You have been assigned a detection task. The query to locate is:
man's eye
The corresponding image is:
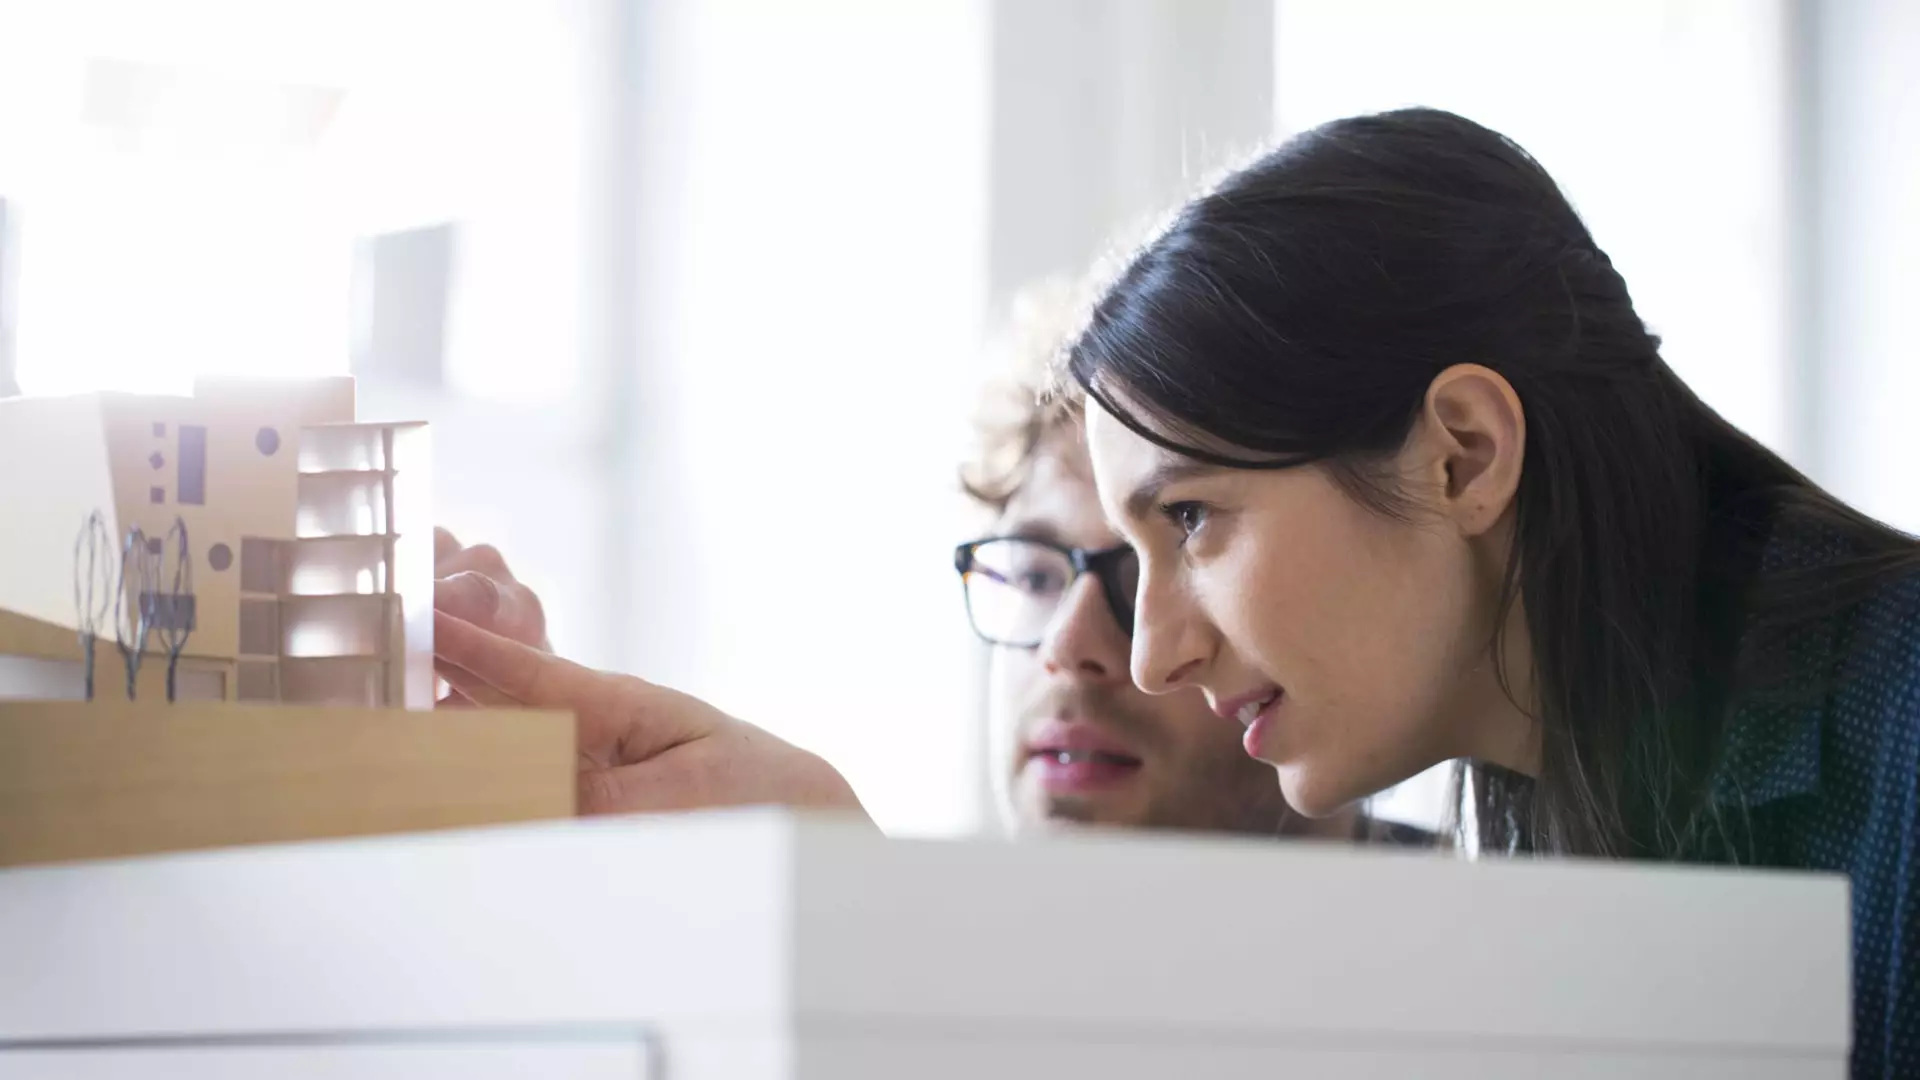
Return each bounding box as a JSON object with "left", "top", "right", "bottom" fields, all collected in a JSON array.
[
  {"left": 1015, "top": 568, "right": 1067, "bottom": 596},
  {"left": 1158, "top": 501, "right": 1209, "bottom": 538}
]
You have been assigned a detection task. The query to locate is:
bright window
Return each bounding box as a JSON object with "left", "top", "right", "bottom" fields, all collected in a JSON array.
[{"left": 1274, "top": 0, "right": 1791, "bottom": 456}]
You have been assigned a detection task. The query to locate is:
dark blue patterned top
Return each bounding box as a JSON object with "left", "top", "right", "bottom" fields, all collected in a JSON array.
[{"left": 1707, "top": 538, "right": 1920, "bottom": 1078}]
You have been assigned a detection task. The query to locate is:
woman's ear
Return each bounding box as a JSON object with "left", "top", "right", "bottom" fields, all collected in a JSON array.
[{"left": 1412, "top": 364, "right": 1526, "bottom": 537}]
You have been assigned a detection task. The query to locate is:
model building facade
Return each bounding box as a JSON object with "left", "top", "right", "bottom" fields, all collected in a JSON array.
[{"left": 0, "top": 377, "right": 433, "bottom": 709}]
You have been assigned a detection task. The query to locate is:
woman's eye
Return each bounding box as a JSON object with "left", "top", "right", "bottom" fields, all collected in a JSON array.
[{"left": 1159, "top": 501, "right": 1209, "bottom": 539}]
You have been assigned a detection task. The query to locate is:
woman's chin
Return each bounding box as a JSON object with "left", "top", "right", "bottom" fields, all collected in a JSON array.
[{"left": 1275, "top": 764, "right": 1353, "bottom": 820}]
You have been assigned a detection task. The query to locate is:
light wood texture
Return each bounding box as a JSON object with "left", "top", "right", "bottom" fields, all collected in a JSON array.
[
  {"left": 0, "top": 702, "right": 574, "bottom": 867},
  {"left": 0, "top": 608, "right": 83, "bottom": 662}
]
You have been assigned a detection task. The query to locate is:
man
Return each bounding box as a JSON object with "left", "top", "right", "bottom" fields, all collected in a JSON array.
[
  {"left": 433, "top": 286, "right": 1425, "bottom": 844},
  {"left": 954, "top": 284, "right": 1358, "bottom": 838}
]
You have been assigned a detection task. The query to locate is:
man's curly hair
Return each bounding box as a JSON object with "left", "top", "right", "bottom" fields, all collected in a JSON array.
[{"left": 959, "top": 279, "right": 1095, "bottom": 516}]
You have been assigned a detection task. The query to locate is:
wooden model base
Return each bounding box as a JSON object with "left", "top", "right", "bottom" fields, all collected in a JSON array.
[{"left": 0, "top": 701, "right": 574, "bottom": 867}]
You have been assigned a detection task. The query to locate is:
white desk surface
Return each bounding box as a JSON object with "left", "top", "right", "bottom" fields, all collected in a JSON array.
[{"left": 0, "top": 808, "right": 1850, "bottom": 1078}]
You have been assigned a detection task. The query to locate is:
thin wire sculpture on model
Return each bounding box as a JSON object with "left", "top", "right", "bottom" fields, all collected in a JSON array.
[
  {"left": 154, "top": 517, "right": 195, "bottom": 702},
  {"left": 112, "top": 525, "right": 158, "bottom": 700},
  {"left": 71, "top": 510, "right": 115, "bottom": 700}
]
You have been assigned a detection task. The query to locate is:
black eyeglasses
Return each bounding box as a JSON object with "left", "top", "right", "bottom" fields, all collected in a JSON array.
[{"left": 953, "top": 536, "right": 1139, "bottom": 648}]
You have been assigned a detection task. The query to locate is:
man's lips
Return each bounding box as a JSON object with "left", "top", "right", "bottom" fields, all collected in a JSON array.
[{"left": 1022, "top": 719, "right": 1143, "bottom": 793}]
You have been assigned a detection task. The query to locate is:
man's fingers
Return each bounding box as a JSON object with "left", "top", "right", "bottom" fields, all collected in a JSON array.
[
  {"left": 577, "top": 733, "right": 862, "bottom": 818},
  {"left": 581, "top": 758, "right": 713, "bottom": 816},
  {"left": 433, "top": 534, "right": 550, "bottom": 651},
  {"left": 434, "top": 658, "right": 524, "bottom": 709},
  {"left": 436, "top": 678, "right": 480, "bottom": 708},
  {"left": 434, "top": 611, "right": 720, "bottom": 767},
  {"left": 435, "top": 611, "right": 656, "bottom": 761},
  {"left": 434, "top": 611, "right": 572, "bottom": 704},
  {"left": 438, "top": 543, "right": 510, "bottom": 582},
  {"left": 433, "top": 674, "right": 478, "bottom": 708},
  {"left": 435, "top": 572, "right": 549, "bottom": 651},
  {"left": 436, "top": 572, "right": 502, "bottom": 625}
]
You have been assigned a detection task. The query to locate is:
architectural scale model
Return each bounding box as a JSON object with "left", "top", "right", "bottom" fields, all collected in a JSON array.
[
  {"left": 0, "top": 376, "right": 431, "bottom": 707},
  {"left": 0, "top": 376, "right": 573, "bottom": 867}
]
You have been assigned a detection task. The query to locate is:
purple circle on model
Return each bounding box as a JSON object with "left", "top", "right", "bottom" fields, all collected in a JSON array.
[
  {"left": 208, "top": 543, "right": 233, "bottom": 572},
  {"left": 256, "top": 427, "right": 281, "bottom": 456}
]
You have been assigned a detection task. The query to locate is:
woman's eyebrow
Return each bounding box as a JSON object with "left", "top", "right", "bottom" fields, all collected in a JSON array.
[{"left": 1120, "top": 461, "right": 1224, "bottom": 521}]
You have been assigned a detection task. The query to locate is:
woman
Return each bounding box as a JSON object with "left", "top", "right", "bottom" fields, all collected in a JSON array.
[
  {"left": 435, "top": 109, "right": 1917, "bottom": 1076},
  {"left": 1067, "top": 108, "right": 1918, "bottom": 1078}
]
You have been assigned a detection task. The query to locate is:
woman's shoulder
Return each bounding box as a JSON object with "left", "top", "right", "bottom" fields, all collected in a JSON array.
[
  {"left": 1809, "top": 560, "right": 1920, "bottom": 817},
  {"left": 1837, "top": 558, "right": 1920, "bottom": 687},
  {"left": 1751, "top": 508, "right": 1920, "bottom": 697},
  {"left": 1714, "top": 518, "right": 1920, "bottom": 813}
]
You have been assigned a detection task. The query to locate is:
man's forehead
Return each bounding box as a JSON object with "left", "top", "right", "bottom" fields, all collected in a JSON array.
[{"left": 995, "top": 429, "right": 1120, "bottom": 546}]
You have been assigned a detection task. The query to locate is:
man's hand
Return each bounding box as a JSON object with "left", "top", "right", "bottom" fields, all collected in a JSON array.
[
  {"left": 434, "top": 609, "right": 870, "bottom": 820},
  {"left": 434, "top": 528, "right": 551, "bottom": 652}
]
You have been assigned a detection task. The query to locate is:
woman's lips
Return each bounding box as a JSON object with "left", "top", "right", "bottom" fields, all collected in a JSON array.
[
  {"left": 1209, "top": 686, "right": 1285, "bottom": 760},
  {"left": 1241, "top": 691, "right": 1283, "bottom": 759}
]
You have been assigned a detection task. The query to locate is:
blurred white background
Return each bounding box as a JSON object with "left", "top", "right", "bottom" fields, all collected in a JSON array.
[{"left": 0, "top": 0, "right": 1913, "bottom": 834}]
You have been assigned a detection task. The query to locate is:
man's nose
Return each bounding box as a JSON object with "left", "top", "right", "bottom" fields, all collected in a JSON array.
[{"left": 1037, "top": 577, "right": 1130, "bottom": 682}]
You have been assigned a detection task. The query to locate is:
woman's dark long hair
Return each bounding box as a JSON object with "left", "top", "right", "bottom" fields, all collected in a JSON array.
[{"left": 1068, "top": 108, "right": 1920, "bottom": 859}]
